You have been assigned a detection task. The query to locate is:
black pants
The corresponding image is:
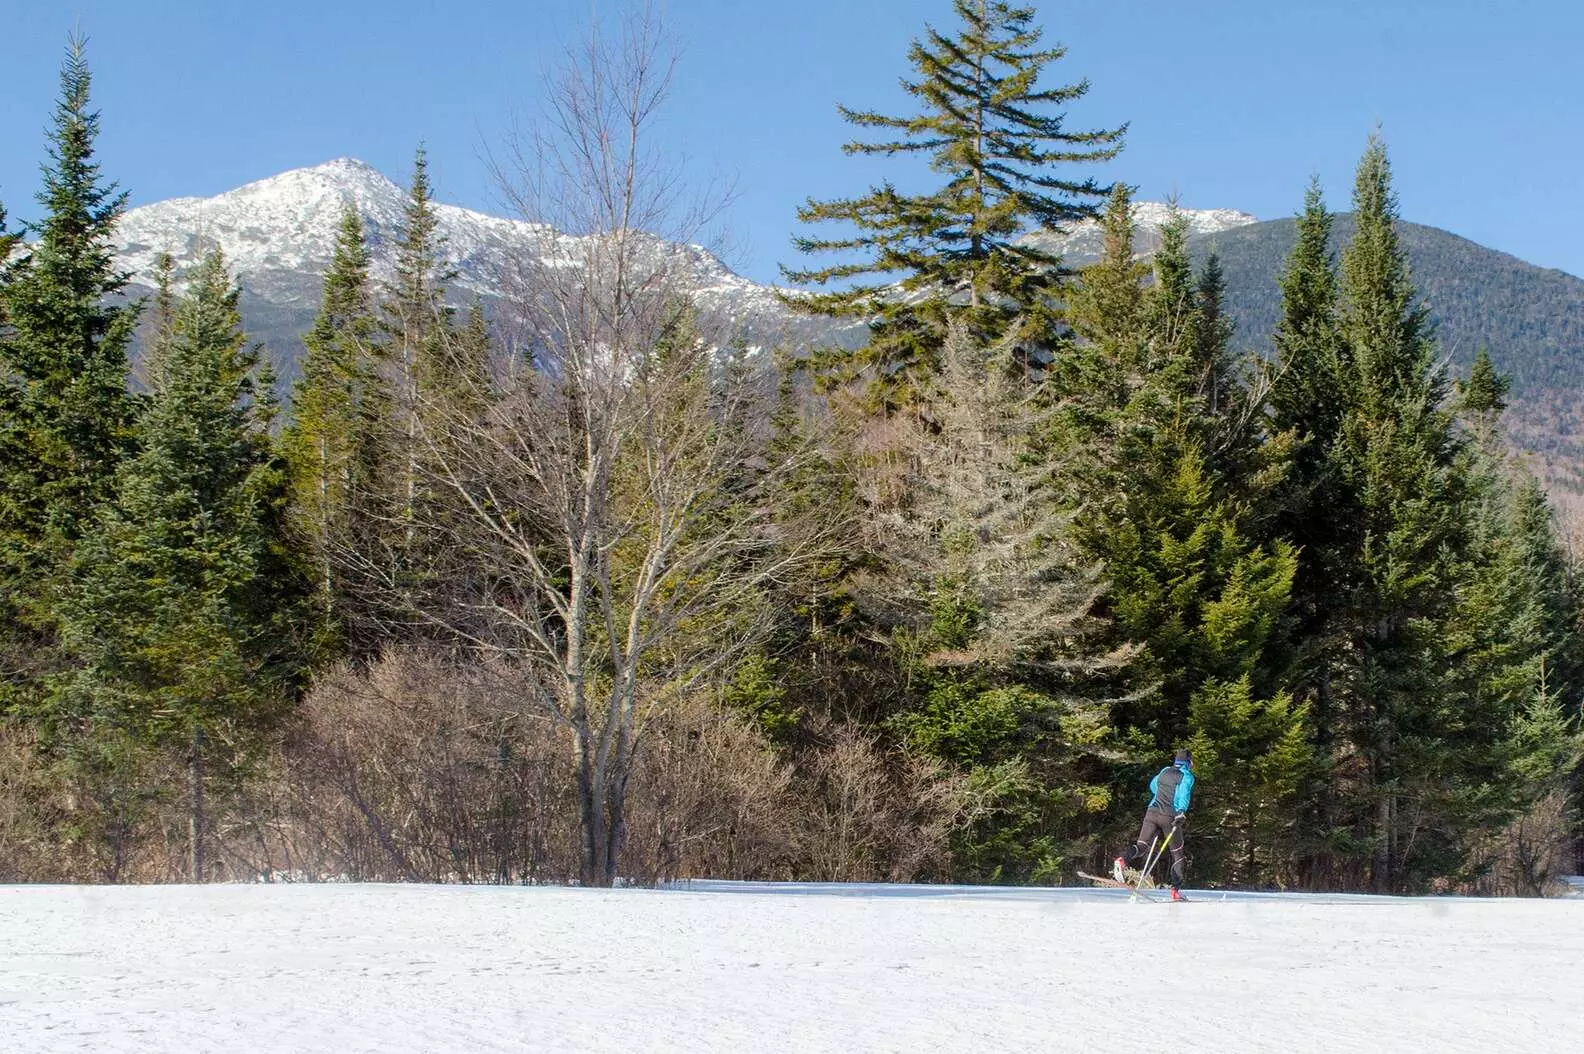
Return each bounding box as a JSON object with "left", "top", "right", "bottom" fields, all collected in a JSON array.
[{"left": 1122, "top": 810, "right": 1185, "bottom": 887}]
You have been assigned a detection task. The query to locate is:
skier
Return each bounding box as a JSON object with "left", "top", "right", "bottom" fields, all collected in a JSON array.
[{"left": 1113, "top": 748, "right": 1194, "bottom": 901}]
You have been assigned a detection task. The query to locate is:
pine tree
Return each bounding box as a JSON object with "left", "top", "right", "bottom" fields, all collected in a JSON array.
[
  {"left": 280, "top": 204, "right": 387, "bottom": 654},
  {"left": 435, "top": 294, "right": 491, "bottom": 422},
  {"left": 783, "top": 0, "right": 1124, "bottom": 407},
  {"left": 138, "top": 252, "right": 178, "bottom": 387},
  {"left": 381, "top": 146, "right": 457, "bottom": 579},
  {"left": 1052, "top": 183, "right": 1146, "bottom": 477},
  {"left": 888, "top": 323, "right": 1122, "bottom": 881},
  {"left": 1324, "top": 136, "right": 1468, "bottom": 891},
  {"left": 1455, "top": 346, "right": 1510, "bottom": 447},
  {"left": 1061, "top": 196, "right": 1308, "bottom": 884},
  {"left": 1440, "top": 353, "right": 1583, "bottom": 886},
  {"left": 1263, "top": 181, "right": 1350, "bottom": 881},
  {"left": 1269, "top": 181, "right": 1342, "bottom": 446},
  {"left": 1191, "top": 253, "right": 1237, "bottom": 419},
  {"left": 1146, "top": 208, "right": 1197, "bottom": 369},
  {"left": 0, "top": 37, "right": 138, "bottom": 714},
  {"left": 54, "top": 249, "right": 303, "bottom": 880}
]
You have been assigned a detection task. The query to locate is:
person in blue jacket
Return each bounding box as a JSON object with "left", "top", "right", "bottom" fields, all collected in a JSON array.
[{"left": 1113, "top": 748, "right": 1194, "bottom": 900}]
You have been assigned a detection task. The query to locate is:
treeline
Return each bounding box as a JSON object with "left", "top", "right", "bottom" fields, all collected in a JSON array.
[{"left": 3, "top": 6, "right": 1581, "bottom": 894}]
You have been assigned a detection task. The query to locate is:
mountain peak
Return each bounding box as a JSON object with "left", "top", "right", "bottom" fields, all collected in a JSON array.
[
  {"left": 308, "top": 156, "right": 387, "bottom": 178},
  {"left": 228, "top": 157, "right": 402, "bottom": 202},
  {"left": 110, "top": 158, "right": 784, "bottom": 343}
]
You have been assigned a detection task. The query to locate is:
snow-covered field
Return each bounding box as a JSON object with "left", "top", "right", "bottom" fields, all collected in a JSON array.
[{"left": 3, "top": 881, "right": 1579, "bottom": 1053}]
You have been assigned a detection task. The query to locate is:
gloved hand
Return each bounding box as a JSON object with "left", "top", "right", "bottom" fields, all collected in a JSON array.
[{"left": 1172, "top": 811, "right": 1186, "bottom": 828}]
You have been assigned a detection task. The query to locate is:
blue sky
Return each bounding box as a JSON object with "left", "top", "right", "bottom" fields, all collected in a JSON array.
[{"left": 5, "top": 1, "right": 1582, "bottom": 284}]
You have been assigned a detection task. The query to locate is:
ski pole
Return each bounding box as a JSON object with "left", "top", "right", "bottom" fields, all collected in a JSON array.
[{"left": 1137, "top": 828, "right": 1174, "bottom": 889}]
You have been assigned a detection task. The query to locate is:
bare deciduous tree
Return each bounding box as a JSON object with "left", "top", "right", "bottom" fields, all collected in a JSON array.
[{"left": 408, "top": 4, "right": 841, "bottom": 886}]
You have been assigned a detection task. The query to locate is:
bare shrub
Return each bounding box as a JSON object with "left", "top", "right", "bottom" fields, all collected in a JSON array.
[
  {"left": 790, "top": 721, "right": 970, "bottom": 884},
  {"left": 0, "top": 723, "right": 210, "bottom": 883},
  {"left": 230, "top": 650, "right": 582, "bottom": 883},
  {"left": 208, "top": 652, "right": 972, "bottom": 888},
  {"left": 0, "top": 724, "right": 66, "bottom": 882},
  {"left": 622, "top": 695, "right": 797, "bottom": 884},
  {"left": 1466, "top": 791, "right": 1577, "bottom": 897}
]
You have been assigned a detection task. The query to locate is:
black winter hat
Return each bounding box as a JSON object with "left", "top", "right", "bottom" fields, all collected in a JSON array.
[{"left": 1174, "top": 748, "right": 1192, "bottom": 766}]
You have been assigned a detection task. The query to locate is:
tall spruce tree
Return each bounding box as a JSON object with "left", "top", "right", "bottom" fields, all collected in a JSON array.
[
  {"left": 381, "top": 146, "right": 456, "bottom": 584},
  {"left": 1308, "top": 136, "right": 1469, "bottom": 891},
  {"left": 0, "top": 37, "right": 138, "bottom": 715},
  {"left": 783, "top": 0, "right": 1124, "bottom": 407},
  {"left": 1266, "top": 180, "right": 1352, "bottom": 883},
  {"left": 1053, "top": 183, "right": 1146, "bottom": 465},
  {"left": 1192, "top": 252, "right": 1236, "bottom": 417},
  {"left": 54, "top": 250, "right": 303, "bottom": 881},
  {"left": 281, "top": 204, "right": 387, "bottom": 655},
  {"left": 1061, "top": 195, "right": 1308, "bottom": 884},
  {"left": 889, "top": 323, "right": 1123, "bottom": 881},
  {"left": 1441, "top": 355, "right": 1583, "bottom": 888},
  {"left": 1269, "top": 182, "right": 1342, "bottom": 449}
]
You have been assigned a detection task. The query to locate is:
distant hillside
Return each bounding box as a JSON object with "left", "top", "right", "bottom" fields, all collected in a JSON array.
[
  {"left": 1186, "top": 215, "right": 1584, "bottom": 394},
  {"left": 1180, "top": 216, "right": 1584, "bottom": 532}
]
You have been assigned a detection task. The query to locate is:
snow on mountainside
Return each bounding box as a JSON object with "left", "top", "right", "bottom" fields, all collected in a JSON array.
[
  {"left": 112, "top": 160, "right": 1252, "bottom": 379},
  {"left": 1019, "top": 199, "right": 1258, "bottom": 263},
  {"left": 113, "top": 158, "right": 839, "bottom": 371}
]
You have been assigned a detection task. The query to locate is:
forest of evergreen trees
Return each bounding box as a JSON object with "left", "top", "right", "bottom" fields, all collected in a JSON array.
[{"left": 3, "top": 5, "right": 1581, "bottom": 894}]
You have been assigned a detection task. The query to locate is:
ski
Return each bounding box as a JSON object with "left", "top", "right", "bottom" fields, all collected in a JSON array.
[
  {"left": 1076, "top": 871, "right": 1164, "bottom": 901},
  {"left": 1077, "top": 870, "right": 1132, "bottom": 889}
]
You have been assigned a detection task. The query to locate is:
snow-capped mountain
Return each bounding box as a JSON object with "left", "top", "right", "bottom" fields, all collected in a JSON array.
[
  {"left": 1019, "top": 200, "right": 1258, "bottom": 263},
  {"left": 114, "top": 158, "right": 845, "bottom": 373},
  {"left": 112, "top": 159, "right": 1258, "bottom": 380}
]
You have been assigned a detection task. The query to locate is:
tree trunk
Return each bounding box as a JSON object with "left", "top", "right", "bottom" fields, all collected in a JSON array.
[
  {"left": 494, "top": 736, "right": 513, "bottom": 884},
  {"left": 574, "top": 725, "right": 610, "bottom": 887},
  {"left": 189, "top": 727, "right": 206, "bottom": 883},
  {"left": 1306, "top": 669, "right": 1334, "bottom": 889},
  {"left": 602, "top": 763, "right": 632, "bottom": 887},
  {"left": 1374, "top": 786, "right": 1394, "bottom": 893}
]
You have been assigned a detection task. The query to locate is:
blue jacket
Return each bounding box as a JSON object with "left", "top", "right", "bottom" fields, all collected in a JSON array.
[{"left": 1148, "top": 762, "right": 1194, "bottom": 815}]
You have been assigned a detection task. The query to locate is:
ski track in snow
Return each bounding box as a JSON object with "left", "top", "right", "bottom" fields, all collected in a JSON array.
[{"left": 1, "top": 881, "right": 1578, "bottom": 1053}]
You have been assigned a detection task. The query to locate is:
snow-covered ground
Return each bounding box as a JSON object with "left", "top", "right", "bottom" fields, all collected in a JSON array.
[{"left": 3, "top": 880, "right": 1579, "bottom": 1053}]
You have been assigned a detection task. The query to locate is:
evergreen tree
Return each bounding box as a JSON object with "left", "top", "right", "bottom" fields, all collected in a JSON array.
[
  {"left": 434, "top": 294, "right": 491, "bottom": 423},
  {"left": 1269, "top": 181, "right": 1342, "bottom": 445},
  {"left": 381, "top": 146, "right": 457, "bottom": 587},
  {"left": 280, "top": 205, "right": 387, "bottom": 655},
  {"left": 1440, "top": 354, "right": 1583, "bottom": 885},
  {"left": 1455, "top": 346, "right": 1510, "bottom": 447},
  {"left": 1062, "top": 196, "right": 1308, "bottom": 885},
  {"left": 888, "top": 323, "right": 1122, "bottom": 881},
  {"left": 53, "top": 250, "right": 303, "bottom": 880},
  {"left": 138, "top": 251, "right": 178, "bottom": 387},
  {"left": 1302, "top": 136, "right": 1469, "bottom": 891},
  {"left": 1052, "top": 183, "right": 1146, "bottom": 474},
  {"left": 783, "top": 0, "right": 1124, "bottom": 407},
  {"left": 1265, "top": 180, "right": 1351, "bottom": 881},
  {"left": 1192, "top": 252, "right": 1236, "bottom": 410},
  {"left": 0, "top": 37, "right": 138, "bottom": 714}
]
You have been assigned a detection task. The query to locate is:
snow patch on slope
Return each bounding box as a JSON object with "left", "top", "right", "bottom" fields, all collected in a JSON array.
[
  {"left": 1021, "top": 200, "right": 1258, "bottom": 263},
  {"left": 113, "top": 158, "right": 785, "bottom": 322}
]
